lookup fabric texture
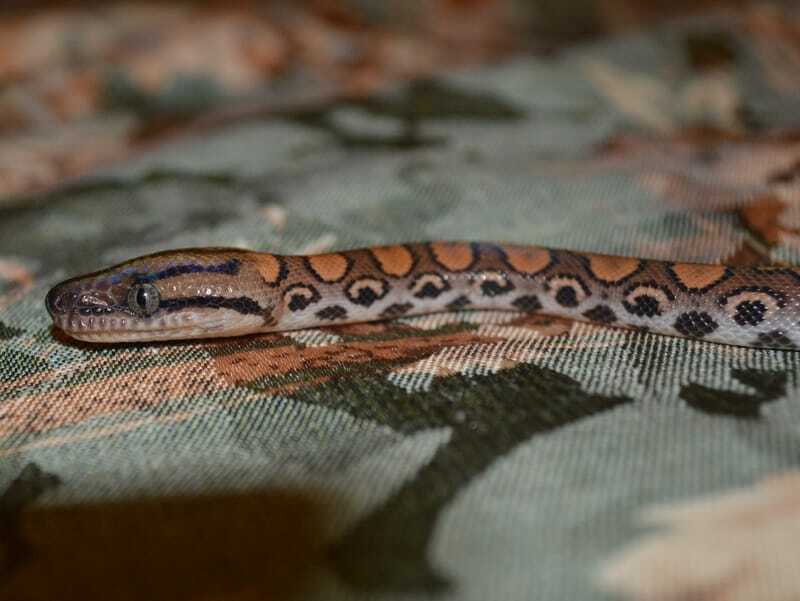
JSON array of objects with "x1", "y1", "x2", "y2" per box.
[{"x1": 4, "y1": 7, "x2": 800, "y2": 601}]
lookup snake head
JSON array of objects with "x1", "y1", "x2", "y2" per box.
[{"x1": 45, "y1": 249, "x2": 274, "y2": 343}]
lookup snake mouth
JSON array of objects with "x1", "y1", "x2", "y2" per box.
[
  {"x1": 50, "y1": 311, "x2": 211, "y2": 342},
  {"x1": 50, "y1": 310, "x2": 264, "y2": 343}
]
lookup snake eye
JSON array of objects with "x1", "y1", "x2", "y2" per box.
[{"x1": 127, "y1": 283, "x2": 160, "y2": 317}]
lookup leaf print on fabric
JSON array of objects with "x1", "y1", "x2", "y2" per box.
[
  {"x1": 746, "y1": 6, "x2": 800, "y2": 94},
  {"x1": 738, "y1": 196, "x2": 793, "y2": 248},
  {"x1": 0, "y1": 312, "x2": 596, "y2": 454},
  {"x1": 212, "y1": 312, "x2": 592, "y2": 397},
  {"x1": 0, "y1": 350, "x2": 50, "y2": 384},
  {"x1": 680, "y1": 368, "x2": 787, "y2": 419},
  {"x1": 212, "y1": 329, "x2": 503, "y2": 394},
  {"x1": 167, "y1": 313, "x2": 632, "y2": 595},
  {"x1": 597, "y1": 472, "x2": 800, "y2": 601},
  {"x1": 0, "y1": 321, "x2": 23, "y2": 340},
  {"x1": 723, "y1": 239, "x2": 775, "y2": 267},
  {"x1": 286, "y1": 79, "x2": 526, "y2": 151},
  {"x1": 0, "y1": 357, "x2": 226, "y2": 437},
  {"x1": 594, "y1": 130, "x2": 800, "y2": 217},
  {"x1": 323, "y1": 361, "x2": 633, "y2": 593},
  {"x1": 583, "y1": 60, "x2": 676, "y2": 132},
  {"x1": 388, "y1": 313, "x2": 577, "y2": 392}
]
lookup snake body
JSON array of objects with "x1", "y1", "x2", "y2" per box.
[{"x1": 44, "y1": 241, "x2": 800, "y2": 349}]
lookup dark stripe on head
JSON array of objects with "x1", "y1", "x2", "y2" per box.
[
  {"x1": 159, "y1": 295, "x2": 262, "y2": 315},
  {"x1": 136, "y1": 259, "x2": 242, "y2": 283}
]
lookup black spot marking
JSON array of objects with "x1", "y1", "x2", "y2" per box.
[
  {"x1": 753, "y1": 330, "x2": 797, "y2": 349},
  {"x1": 446, "y1": 295, "x2": 472, "y2": 310},
  {"x1": 556, "y1": 287, "x2": 577, "y2": 307},
  {"x1": 624, "y1": 295, "x2": 660, "y2": 317},
  {"x1": 623, "y1": 282, "x2": 675, "y2": 318},
  {"x1": 159, "y1": 296, "x2": 263, "y2": 316},
  {"x1": 733, "y1": 300, "x2": 767, "y2": 326},
  {"x1": 583, "y1": 305, "x2": 617, "y2": 324},
  {"x1": 409, "y1": 273, "x2": 451, "y2": 299},
  {"x1": 718, "y1": 286, "x2": 786, "y2": 327},
  {"x1": 475, "y1": 271, "x2": 514, "y2": 297},
  {"x1": 284, "y1": 284, "x2": 321, "y2": 312},
  {"x1": 288, "y1": 296, "x2": 313, "y2": 312},
  {"x1": 481, "y1": 280, "x2": 513, "y2": 296},
  {"x1": 316, "y1": 305, "x2": 348, "y2": 321},
  {"x1": 346, "y1": 278, "x2": 390, "y2": 307},
  {"x1": 512, "y1": 295, "x2": 542, "y2": 313},
  {"x1": 381, "y1": 303, "x2": 414, "y2": 319},
  {"x1": 673, "y1": 311, "x2": 718, "y2": 338},
  {"x1": 418, "y1": 283, "x2": 447, "y2": 299},
  {"x1": 546, "y1": 274, "x2": 590, "y2": 308}
]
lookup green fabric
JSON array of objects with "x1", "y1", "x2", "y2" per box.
[{"x1": 3, "y1": 14, "x2": 800, "y2": 601}]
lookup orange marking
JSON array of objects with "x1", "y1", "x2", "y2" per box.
[
  {"x1": 670, "y1": 263, "x2": 730, "y2": 290},
  {"x1": 502, "y1": 245, "x2": 551, "y2": 275},
  {"x1": 253, "y1": 253, "x2": 284, "y2": 286},
  {"x1": 370, "y1": 245, "x2": 415, "y2": 277},
  {"x1": 307, "y1": 253, "x2": 351, "y2": 283},
  {"x1": 429, "y1": 242, "x2": 475, "y2": 272},
  {"x1": 587, "y1": 254, "x2": 641, "y2": 283}
]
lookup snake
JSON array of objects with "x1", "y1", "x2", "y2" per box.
[{"x1": 43, "y1": 241, "x2": 800, "y2": 349}]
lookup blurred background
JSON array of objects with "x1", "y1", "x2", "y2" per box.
[{"x1": 3, "y1": 0, "x2": 798, "y2": 203}]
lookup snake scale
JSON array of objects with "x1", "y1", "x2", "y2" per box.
[{"x1": 44, "y1": 241, "x2": 800, "y2": 349}]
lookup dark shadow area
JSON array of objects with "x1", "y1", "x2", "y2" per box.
[{"x1": 1, "y1": 479, "x2": 330, "y2": 601}]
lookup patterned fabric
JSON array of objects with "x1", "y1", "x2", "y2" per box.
[{"x1": 4, "y1": 8, "x2": 800, "y2": 601}]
